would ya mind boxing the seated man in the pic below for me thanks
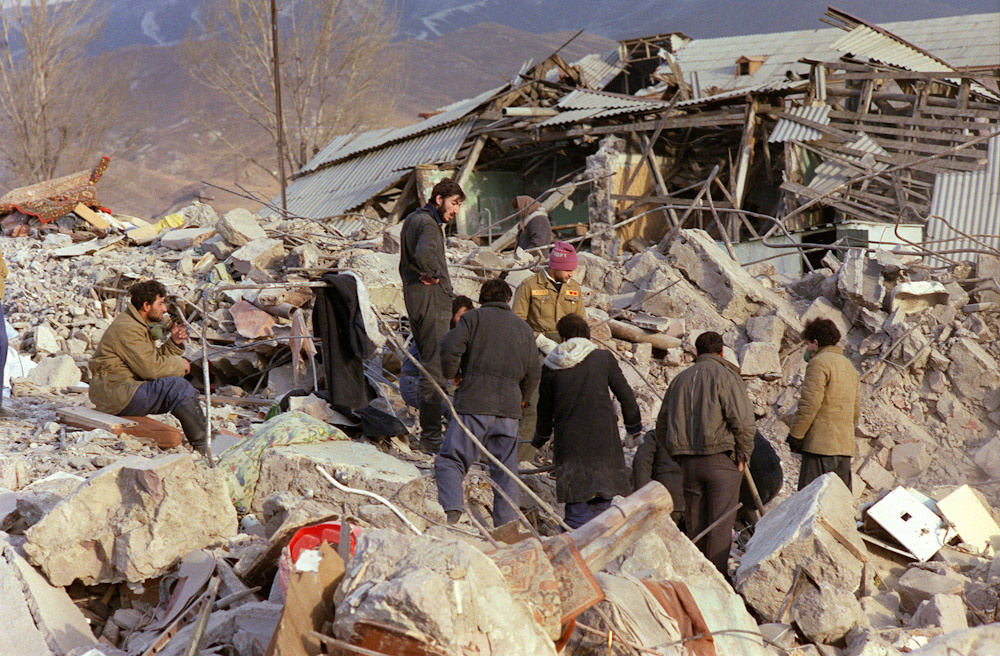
[399,295,474,410]
[88,281,208,455]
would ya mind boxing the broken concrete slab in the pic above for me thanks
[905,624,1000,655]
[337,250,405,315]
[24,454,237,585]
[747,314,785,344]
[2,536,98,655]
[333,529,557,656]
[202,234,234,261]
[1,472,84,534]
[973,433,1000,478]
[946,338,1000,407]
[736,473,867,620]
[159,227,216,251]
[230,238,286,276]
[216,208,267,247]
[33,324,59,355]
[891,281,949,315]
[26,355,82,389]
[889,443,930,480]
[861,592,902,629]
[791,582,865,645]
[857,458,895,491]
[739,341,782,378]
[896,567,967,613]
[251,441,424,517]
[837,249,885,311]
[0,539,52,656]
[667,229,801,330]
[910,593,968,633]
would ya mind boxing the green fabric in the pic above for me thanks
[218,411,348,513]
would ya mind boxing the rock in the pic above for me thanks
[736,473,867,620]
[889,443,929,480]
[203,235,234,261]
[801,297,850,342]
[333,529,556,656]
[946,338,1000,407]
[838,250,885,311]
[2,538,100,655]
[861,592,902,629]
[910,594,968,633]
[337,250,404,314]
[160,227,216,250]
[217,208,268,247]
[747,314,785,344]
[33,324,59,355]
[906,625,1000,656]
[844,630,896,656]
[792,582,865,645]
[26,355,81,388]
[857,458,895,490]
[287,243,323,269]
[2,472,84,533]
[974,434,1000,478]
[0,541,56,656]
[463,247,504,271]
[180,201,219,227]
[577,251,623,295]
[739,341,782,378]
[128,601,280,656]
[667,229,801,330]
[0,457,28,491]
[895,567,967,613]
[230,238,286,276]
[24,454,237,585]
[252,441,424,517]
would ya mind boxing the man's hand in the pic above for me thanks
[170,322,188,345]
[181,358,191,375]
[737,452,748,473]
[451,374,463,386]
[419,274,440,286]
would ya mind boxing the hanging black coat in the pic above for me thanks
[312,273,374,410]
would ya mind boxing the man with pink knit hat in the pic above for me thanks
[512,241,587,460]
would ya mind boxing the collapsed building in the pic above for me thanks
[0,6,999,656]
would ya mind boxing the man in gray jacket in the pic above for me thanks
[656,331,755,576]
[399,178,465,453]
[435,279,540,527]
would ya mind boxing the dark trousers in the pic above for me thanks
[564,497,612,530]
[798,453,852,491]
[0,304,7,404]
[404,284,451,447]
[517,363,541,462]
[120,376,199,416]
[680,453,742,577]
[435,413,520,528]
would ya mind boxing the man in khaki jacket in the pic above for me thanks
[89,281,208,455]
[789,318,860,490]
[512,241,587,460]
[656,331,755,576]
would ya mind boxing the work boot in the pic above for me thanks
[445,510,462,525]
[172,399,209,456]
[417,398,443,454]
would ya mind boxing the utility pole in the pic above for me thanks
[270,0,288,214]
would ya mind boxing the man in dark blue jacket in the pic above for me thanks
[399,178,465,453]
[435,279,540,527]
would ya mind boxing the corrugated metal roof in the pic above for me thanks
[769,104,831,143]
[927,135,1000,254]
[808,133,889,194]
[674,79,807,107]
[535,88,667,126]
[298,86,502,175]
[281,119,474,220]
[545,48,626,90]
[670,13,999,93]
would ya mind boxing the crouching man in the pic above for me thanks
[88,281,208,455]
[434,279,540,527]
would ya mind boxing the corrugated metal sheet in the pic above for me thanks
[546,48,626,90]
[808,133,889,194]
[298,86,502,175]
[768,104,832,143]
[282,119,474,220]
[536,89,666,126]
[675,79,807,107]
[831,25,952,73]
[927,135,1000,254]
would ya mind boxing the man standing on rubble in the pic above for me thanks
[88,281,208,455]
[399,178,465,453]
[533,314,642,529]
[656,331,755,576]
[788,318,861,491]
[512,241,587,461]
[435,278,539,528]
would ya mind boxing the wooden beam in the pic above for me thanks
[731,99,758,209]
[827,109,999,131]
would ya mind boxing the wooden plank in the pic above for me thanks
[830,70,1000,81]
[828,109,999,130]
[827,121,991,145]
[73,203,110,230]
[57,406,135,433]
[732,99,759,208]
[611,193,733,208]
[817,517,870,564]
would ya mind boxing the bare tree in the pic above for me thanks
[182,0,403,181]
[0,0,136,186]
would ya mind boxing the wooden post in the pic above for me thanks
[454,136,486,235]
[387,173,416,225]
[731,99,758,209]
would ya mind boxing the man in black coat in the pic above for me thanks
[435,279,540,527]
[399,178,465,453]
[533,314,643,529]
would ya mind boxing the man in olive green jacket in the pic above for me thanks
[89,281,208,455]
[656,331,755,576]
[789,318,860,490]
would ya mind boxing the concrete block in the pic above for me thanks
[26,355,82,388]
[739,341,782,377]
[2,472,84,533]
[747,314,785,344]
[217,208,267,247]
[0,545,51,656]
[857,458,895,491]
[24,454,237,585]
[911,593,968,633]
[904,625,1000,656]
[736,473,867,620]
[230,238,286,276]
[946,338,1000,407]
[860,592,901,629]
[889,443,930,480]
[896,567,967,613]
[203,235,234,261]
[338,250,404,315]
[791,582,865,645]
[33,324,59,355]
[837,250,885,311]
[160,227,216,250]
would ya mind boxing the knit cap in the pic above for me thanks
[548,241,578,270]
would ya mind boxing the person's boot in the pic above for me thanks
[417,398,443,454]
[172,399,209,456]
